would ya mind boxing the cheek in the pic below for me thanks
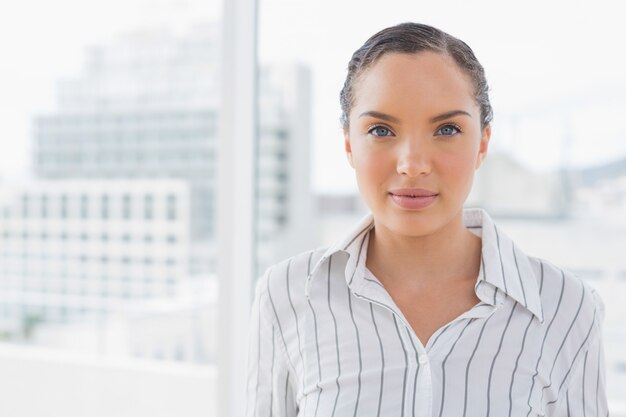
[439,149,478,187]
[352,148,394,187]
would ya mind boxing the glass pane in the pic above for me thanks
[257,0,626,412]
[0,1,222,415]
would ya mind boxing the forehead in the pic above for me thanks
[352,52,478,119]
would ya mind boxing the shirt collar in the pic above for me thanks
[466,208,544,322]
[304,212,373,298]
[305,208,544,323]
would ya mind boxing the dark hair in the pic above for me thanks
[339,22,493,130]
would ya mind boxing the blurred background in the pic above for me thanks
[0,0,625,415]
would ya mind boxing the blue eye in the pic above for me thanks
[369,126,393,137]
[436,124,461,136]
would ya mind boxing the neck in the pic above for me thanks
[366,211,482,290]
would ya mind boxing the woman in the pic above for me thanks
[246,23,607,417]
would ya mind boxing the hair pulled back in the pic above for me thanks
[339,22,493,130]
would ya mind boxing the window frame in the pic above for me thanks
[216,0,259,416]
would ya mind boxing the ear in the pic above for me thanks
[475,124,491,170]
[344,129,354,168]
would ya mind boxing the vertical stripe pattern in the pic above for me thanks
[246,209,608,417]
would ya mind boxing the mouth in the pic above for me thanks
[388,188,438,197]
[388,188,438,210]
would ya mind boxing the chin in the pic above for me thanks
[380,210,444,238]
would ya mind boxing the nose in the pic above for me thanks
[396,138,432,177]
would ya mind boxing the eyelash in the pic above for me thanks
[367,125,394,137]
[435,123,463,137]
[367,123,463,137]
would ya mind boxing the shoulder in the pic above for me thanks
[527,255,605,336]
[253,247,327,308]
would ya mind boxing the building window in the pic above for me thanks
[60,194,68,218]
[21,195,29,218]
[101,195,109,219]
[166,194,177,221]
[41,195,49,218]
[144,194,154,220]
[80,194,88,219]
[122,194,131,219]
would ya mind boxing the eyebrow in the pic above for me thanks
[429,110,472,123]
[358,111,400,123]
[359,109,472,124]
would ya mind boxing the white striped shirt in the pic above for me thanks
[245,208,608,417]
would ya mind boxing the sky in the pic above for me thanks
[1,0,626,193]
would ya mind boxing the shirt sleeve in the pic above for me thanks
[551,290,609,417]
[245,271,298,417]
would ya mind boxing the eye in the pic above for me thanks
[435,123,462,136]
[368,125,394,137]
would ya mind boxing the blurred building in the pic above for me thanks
[32,24,314,274]
[0,24,314,363]
[256,64,315,271]
[31,278,216,364]
[0,180,190,335]
[572,156,626,224]
[467,152,568,218]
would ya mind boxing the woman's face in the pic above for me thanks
[344,51,491,238]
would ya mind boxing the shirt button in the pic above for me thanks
[418,355,428,365]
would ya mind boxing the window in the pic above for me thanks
[100,195,109,219]
[41,195,48,218]
[144,194,153,220]
[80,194,88,219]
[60,195,68,218]
[21,195,29,218]
[0,0,235,414]
[166,194,176,221]
[122,194,131,219]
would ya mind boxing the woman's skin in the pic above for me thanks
[343,51,492,346]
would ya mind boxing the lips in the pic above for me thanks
[388,188,438,209]
[389,188,438,197]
